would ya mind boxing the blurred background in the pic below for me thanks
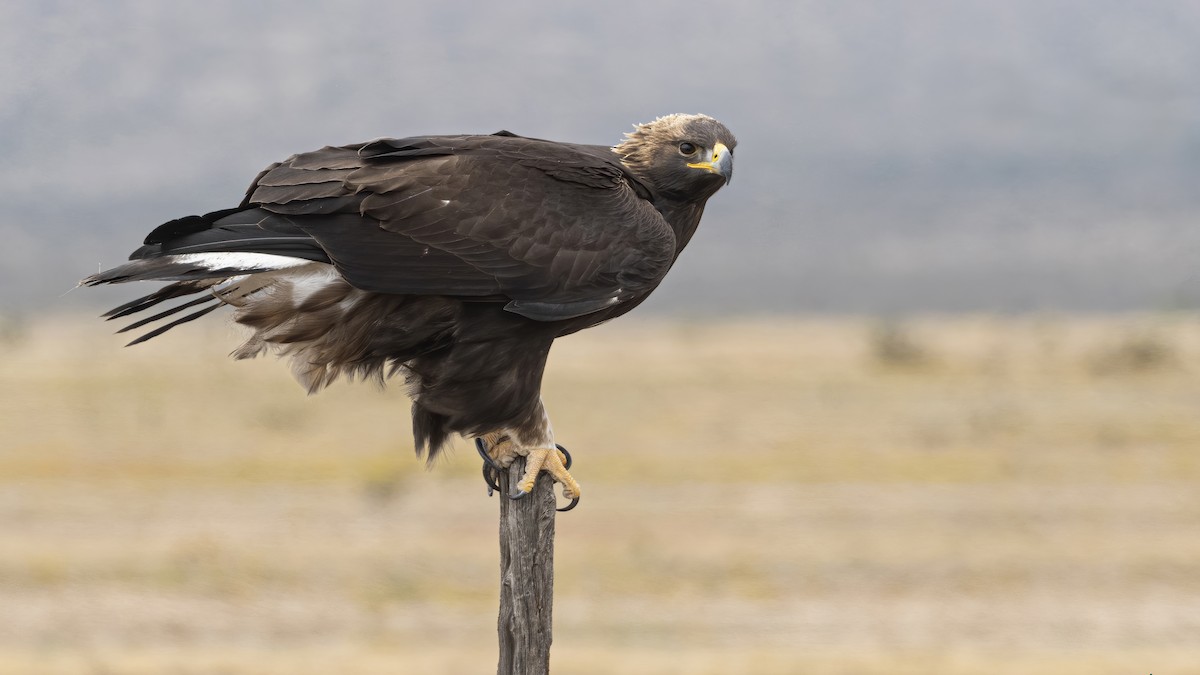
[2,1,1199,673]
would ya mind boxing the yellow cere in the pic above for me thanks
[687,142,730,172]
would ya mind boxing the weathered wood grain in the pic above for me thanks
[496,457,556,675]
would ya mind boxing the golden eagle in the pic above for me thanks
[82,114,736,508]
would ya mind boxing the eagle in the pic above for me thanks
[82,113,736,508]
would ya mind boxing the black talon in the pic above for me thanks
[476,438,500,496]
[482,464,499,496]
[553,444,577,511]
[476,437,500,469]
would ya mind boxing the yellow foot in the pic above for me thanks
[514,445,580,501]
[476,435,580,511]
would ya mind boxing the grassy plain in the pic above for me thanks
[2,312,1199,674]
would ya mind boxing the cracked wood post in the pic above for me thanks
[496,455,556,675]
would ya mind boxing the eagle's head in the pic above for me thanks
[613,113,736,200]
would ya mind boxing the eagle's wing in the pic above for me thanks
[138,134,676,322]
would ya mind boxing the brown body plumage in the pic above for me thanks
[84,114,736,473]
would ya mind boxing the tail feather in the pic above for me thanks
[101,282,213,320]
[83,249,314,347]
[123,302,223,347]
[84,205,365,354]
[82,252,310,286]
[114,295,219,335]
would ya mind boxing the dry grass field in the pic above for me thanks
[2,312,1199,674]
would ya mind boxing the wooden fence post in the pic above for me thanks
[496,456,556,674]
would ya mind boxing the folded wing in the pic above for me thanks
[111,133,677,322]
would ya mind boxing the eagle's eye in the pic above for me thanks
[677,142,698,156]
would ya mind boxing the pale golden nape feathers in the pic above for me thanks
[613,113,724,172]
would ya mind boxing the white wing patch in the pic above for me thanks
[174,252,313,271]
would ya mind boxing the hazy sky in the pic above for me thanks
[4,0,1200,314]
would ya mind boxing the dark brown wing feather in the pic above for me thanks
[246,134,676,321]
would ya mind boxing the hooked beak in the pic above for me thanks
[687,142,733,184]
